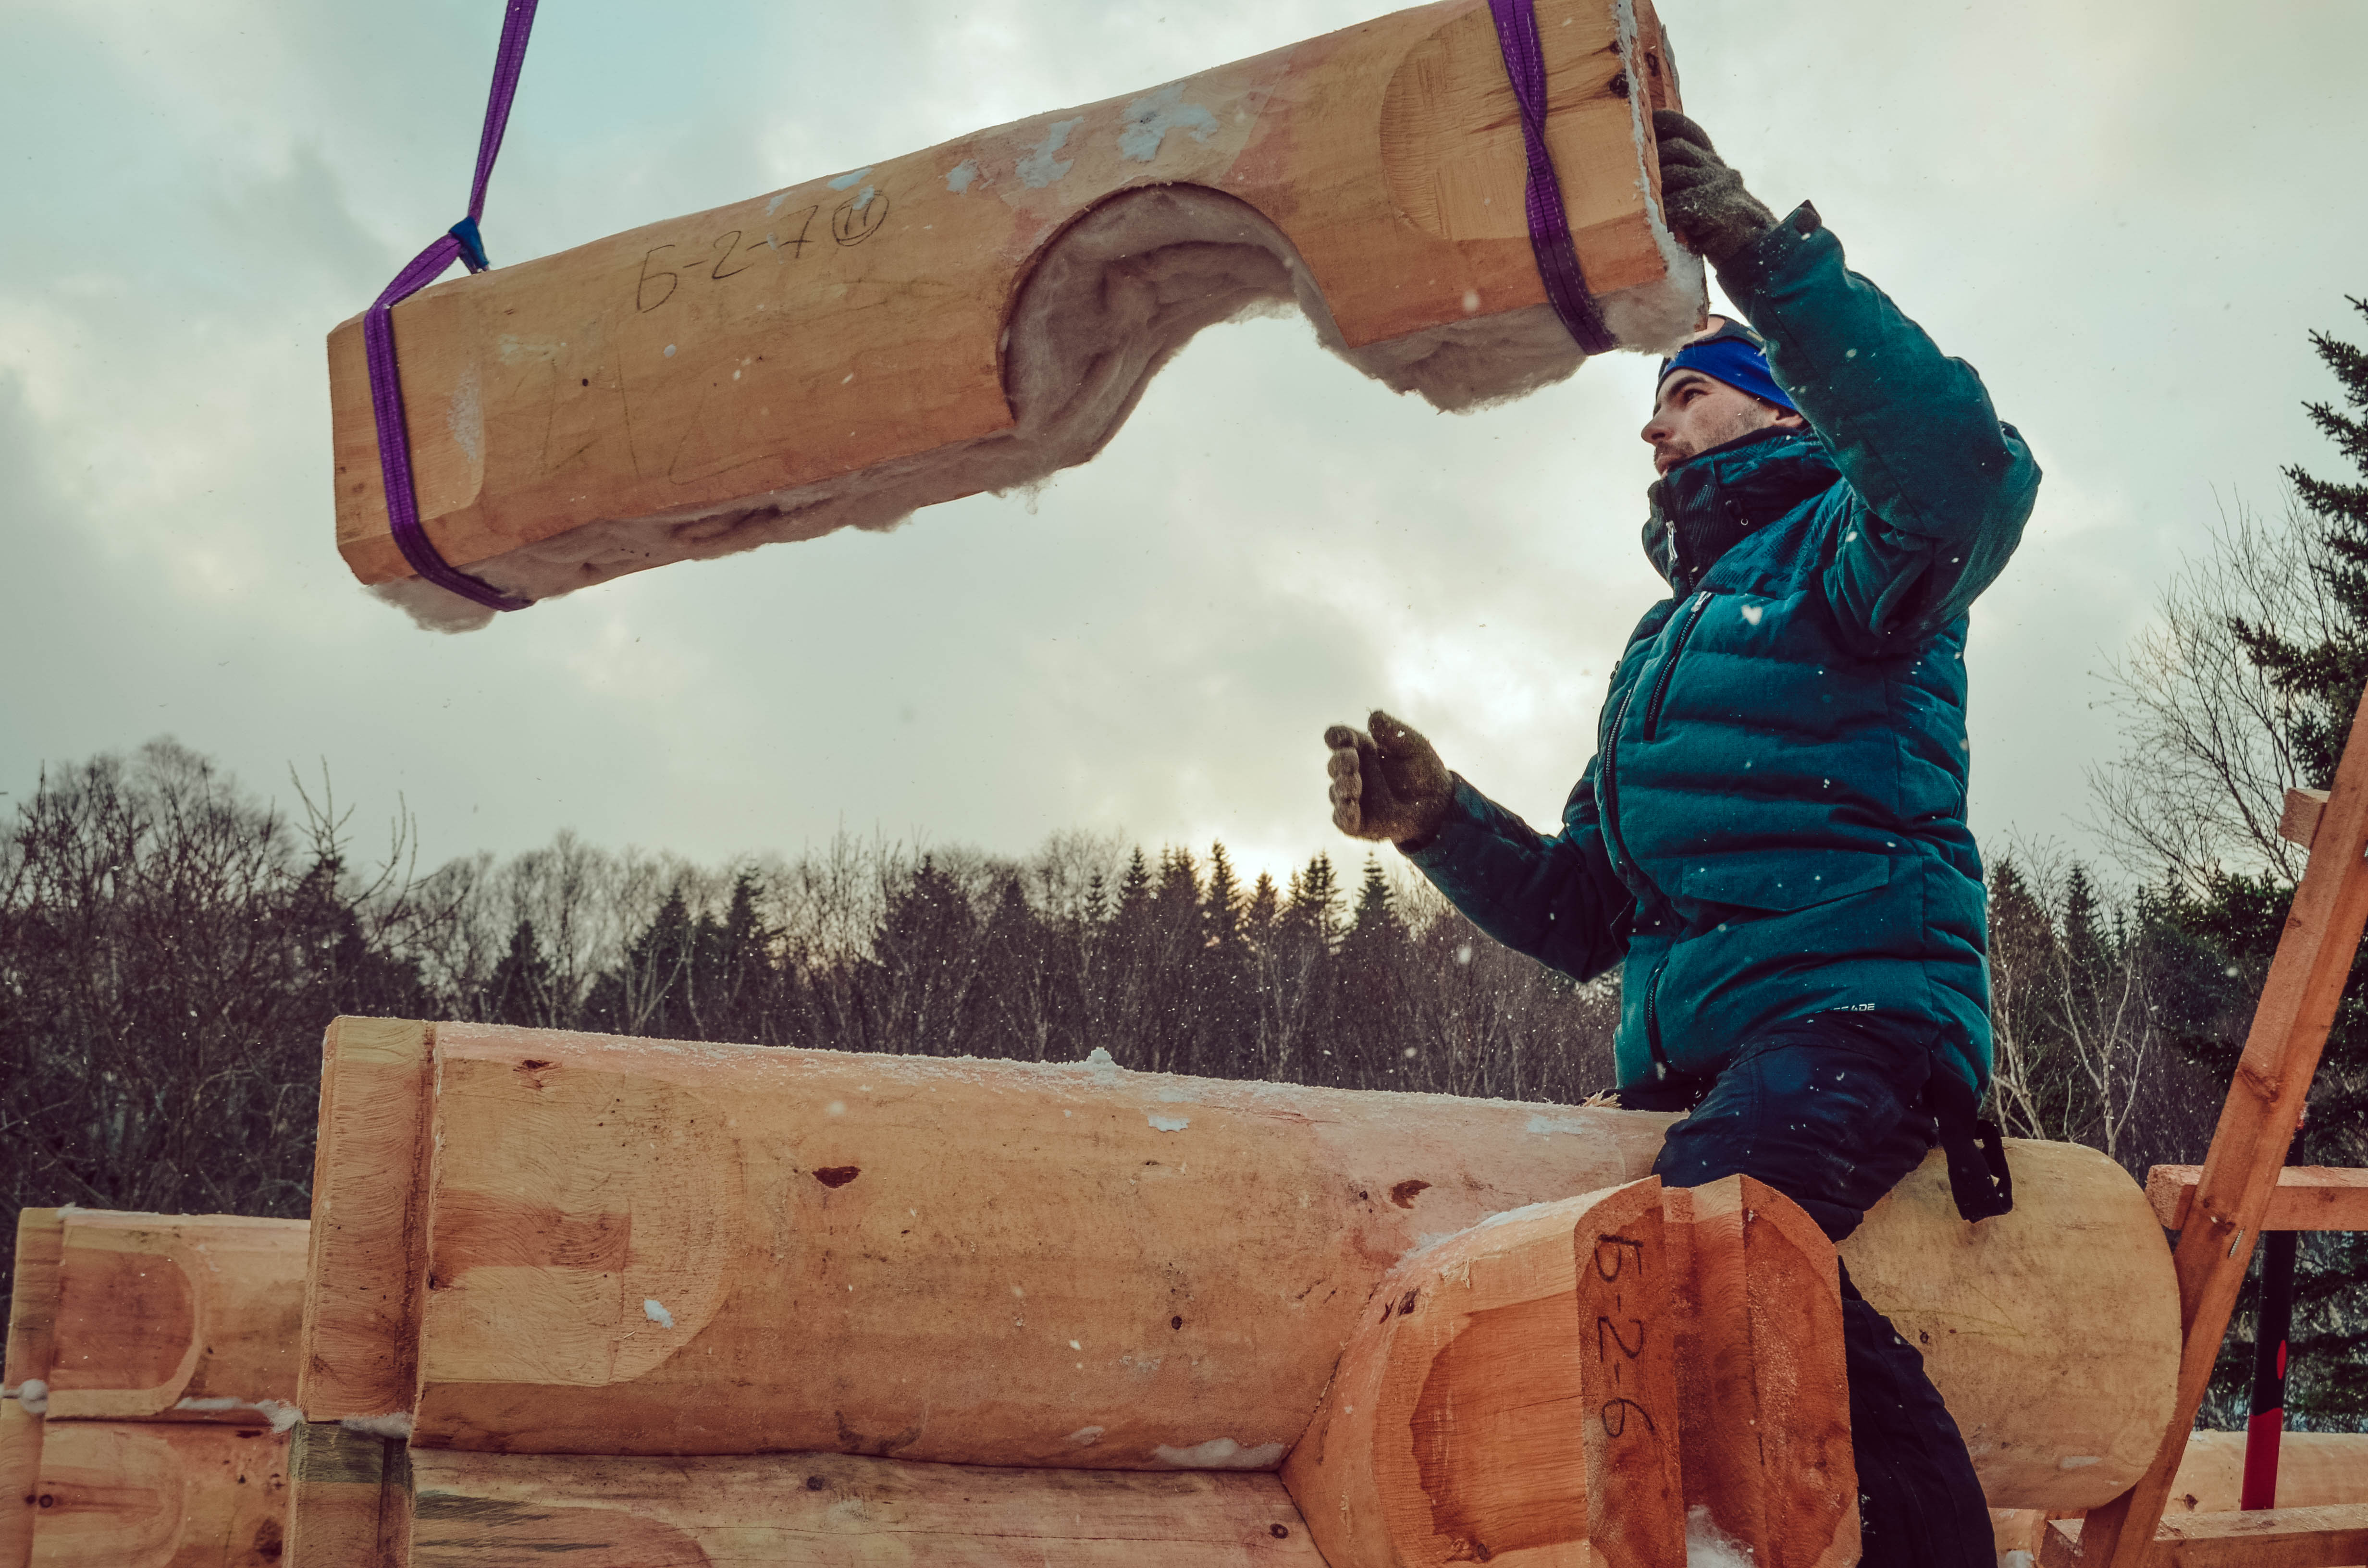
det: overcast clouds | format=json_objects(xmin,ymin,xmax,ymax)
[{"xmin": 3, "ymin": 0, "xmax": 2365, "ymax": 882}]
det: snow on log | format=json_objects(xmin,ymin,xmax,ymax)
[
  {"xmin": 295, "ymin": 1016, "xmax": 2177, "ymax": 1518},
  {"xmin": 326, "ymin": 0, "xmax": 1704, "ymax": 629}
]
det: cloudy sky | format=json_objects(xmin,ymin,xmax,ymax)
[{"xmin": 3, "ymin": 0, "xmax": 2364, "ymax": 884}]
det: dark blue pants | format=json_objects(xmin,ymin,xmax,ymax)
[{"xmin": 1629, "ymin": 1015, "xmax": 1996, "ymax": 1568}]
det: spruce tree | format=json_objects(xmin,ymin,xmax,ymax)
[{"xmin": 2156, "ymin": 301, "xmax": 2368, "ymax": 1430}]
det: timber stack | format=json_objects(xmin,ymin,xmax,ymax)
[
  {"xmin": 2, "ymin": 1208, "xmax": 307, "ymax": 1567},
  {"xmin": 329, "ymin": 0, "xmax": 1707, "ymax": 629},
  {"xmin": 283, "ymin": 1014, "xmax": 2186, "ymax": 1567}
]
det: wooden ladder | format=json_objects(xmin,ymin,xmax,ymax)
[{"xmin": 2044, "ymin": 690, "xmax": 2368, "ymax": 1566}]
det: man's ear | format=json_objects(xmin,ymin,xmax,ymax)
[{"xmin": 1771, "ymin": 406, "xmax": 1807, "ymax": 428}]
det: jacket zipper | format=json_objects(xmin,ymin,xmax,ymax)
[
  {"xmin": 1641, "ymin": 591, "xmax": 1712, "ymax": 742},
  {"xmin": 1644, "ymin": 958, "xmax": 1672, "ymax": 1072}
]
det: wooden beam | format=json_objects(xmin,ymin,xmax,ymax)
[
  {"xmin": 392, "ymin": 1448, "xmax": 1324, "ymax": 1568},
  {"xmin": 301, "ymin": 1021, "xmax": 2178, "ymax": 1488},
  {"xmin": 1990, "ymin": 1433, "xmax": 2368, "ymax": 1560},
  {"xmin": 23, "ymin": 1419, "xmax": 288, "ymax": 1568},
  {"xmin": 298, "ymin": 1017, "xmax": 434, "ymax": 1426},
  {"xmin": 2076, "ymin": 686, "xmax": 2368, "ymax": 1568},
  {"xmin": 2147, "ymin": 1166, "xmax": 2368, "ymax": 1231},
  {"xmin": 2165, "ymin": 1432, "xmax": 2368, "ymax": 1518},
  {"xmin": 2281, "ymin": 787, "xmax": 2331, "ymax": 849},
  {"xmin": 43, "ymin": 1212, "xmax": 306, "ymax": 1423},
  {"xmin": 327, "ymin": 0, "xmax": 1702, "ymax": 623},
  {"xmin": 2045, "ymin": 1503, "xmax": 2368, "ymax": 1568}
]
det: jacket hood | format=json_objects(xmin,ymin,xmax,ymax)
[{"xmin": 1643, "ymin": 425, "xmax": 1841, "ymax": 592}]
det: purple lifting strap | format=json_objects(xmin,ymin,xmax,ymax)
[
  {"xmin": 1485, "ymin": 0, "xmax": 1618, "ymax": 355},
  {"xmin": 362, "ymin": 0, "xmax": 541, "ymax": 612}
]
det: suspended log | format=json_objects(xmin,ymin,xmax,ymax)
[
  {"xmin": 296, "ymin": 1016, "xmax": 2177, "ymax": 1505},
  {"xmin": 19, "ymin": 1419, "xmax": 288, "ymax": 1568},
  {"xmin": 32, "ymin": 1213, "xmax": 307, "ymax": 1425},
  {"xmin": 326, "ymin": 0, "xmax": 1704, "ymax": 629},
  {"xmin": 386, "ymin": 1447, "xmax": 1325, "ymax": 1568},
  {"xmin": 1279, "ymin": 1176, "xmax": 1855, "ymax": 1568}
]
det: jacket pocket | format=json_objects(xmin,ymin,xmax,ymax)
[{"xmin": 1677, "ymin": 850, "xmax": 1891, "ymax": 913}]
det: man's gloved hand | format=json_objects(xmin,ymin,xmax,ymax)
[
  {"xmin": 1653, "ymin": 110, "xmax": 1778, "ymax": 267},
  {"xmin": 1324, "ymin": 710, "xmax": 1453, "ymax": 845}
]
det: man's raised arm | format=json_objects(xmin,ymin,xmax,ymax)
[{"xmin": 1657, "ymin": 111, "xmax": 2042, "ymax": 647}]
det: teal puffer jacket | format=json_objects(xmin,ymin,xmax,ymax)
[{"xmin": 1405, "ymin": 204, "xmax": 2039, "ymax": 1095}]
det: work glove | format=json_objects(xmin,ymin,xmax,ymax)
[
  {"xmin": 1653, "ymin": 110, "xmax": 1778, "ymax": 267},
  {"xmin": 1324, "ymin": 710, "xmax": 1453, "ymax": 846}
]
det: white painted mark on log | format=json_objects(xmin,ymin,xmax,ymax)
[
  {"xmin": 1117, "ymin": 84, "xmax": 1218, "ymax": 162},
  {"xmin": 946, "ymin": 159, "xmax": 980, "ymax": 193},
  {"xmin": 826, "ymin": 167, "xmax": 874, "ymax": 191},
  {"xmin": 1068, "ymin": 1425, "xmax": 1105, "ymax": 1446},
  {"xmin": 644, "ymin": 1298, "xmax": 676, "ymax": 1329},
  {"xmin": 1018, "ymin": 119, "xmax": 1083, "ymax": 188},
  {"xmin": 1147, "ymin": 1113, "xmax": 1190, "ymax": 1132},
  {"xmin": 1153, "ymin": 1437, "xmax": 1286, "ymax": 1469}
]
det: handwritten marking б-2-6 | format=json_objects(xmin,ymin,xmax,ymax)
[{"xmin": 635, "ymin": 190, "xmax": 887, "ymax": 315}]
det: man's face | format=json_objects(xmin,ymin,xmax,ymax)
[{"xmin": 1640, "ymin": 369, "xmax": 1801, "ymax": 477}]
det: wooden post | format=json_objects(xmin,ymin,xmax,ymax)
[
  {"xmin": 327, "ymin": 0, "xmax": 1703, "ymax": 624},
  {"xmin": 2074, "ymin": 684, "xmax": 2368, "ymax": 1567},
  {"xmin": 284, "ymin": 1421, "xmax": 408, "ymax": 1568},
  {"xmin": 298, "ymin": 1017, "xmax": 434, "ymax": 1427}
]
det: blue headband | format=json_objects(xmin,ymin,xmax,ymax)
[{"xmin": 1660, "ymin": 334, "xmax": 1796, "ymax": 413}]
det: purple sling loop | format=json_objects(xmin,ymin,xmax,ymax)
[
  {"xmin": 1484, "ymin": 0, "xmax": 1618, "ymax": 355},
  {"xmin": 362, "ymin": 0, "xmax": 541, "ymax": 612}
]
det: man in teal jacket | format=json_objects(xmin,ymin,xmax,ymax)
[{"xmin": 1322, "ymin": 112, "xmax": 2035, "ymax": 1566}]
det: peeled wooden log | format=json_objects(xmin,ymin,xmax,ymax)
[
  {"xmin": 328, "ymin": 0, "xmax": 1703, "ymax": 629},
  {"xmin": 11, "ymin": 1211, "xmax": 306, "ymax": 1426},
  {"xmin": 385, "ymin": 1448, "xmax": 1325, "ymax": 1568},
  {"xmin": 1281, "ymin": 1176, "xmax": 1856, "ymax": 1568},
  {"xmin": 299, "ymin": 1016, "xmax": 2177, "ymax": 1505},
  {"xmin": 299, "ymin": 1018, "xmax": 1671, "ymax": 1458},
  {"xmin": 19, "ymin": 1419, "xmax": 288, "ymax": 1568}
]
